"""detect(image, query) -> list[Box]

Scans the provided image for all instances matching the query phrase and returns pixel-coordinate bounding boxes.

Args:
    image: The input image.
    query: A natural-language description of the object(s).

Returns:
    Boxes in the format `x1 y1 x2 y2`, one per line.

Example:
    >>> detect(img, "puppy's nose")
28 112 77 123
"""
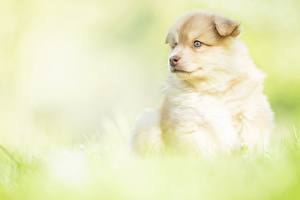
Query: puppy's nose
169 55 181 67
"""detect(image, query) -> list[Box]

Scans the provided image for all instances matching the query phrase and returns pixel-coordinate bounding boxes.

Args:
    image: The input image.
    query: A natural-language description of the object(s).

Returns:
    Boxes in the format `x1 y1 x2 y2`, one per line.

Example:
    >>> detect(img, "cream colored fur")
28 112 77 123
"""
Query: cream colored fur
131 11 273 156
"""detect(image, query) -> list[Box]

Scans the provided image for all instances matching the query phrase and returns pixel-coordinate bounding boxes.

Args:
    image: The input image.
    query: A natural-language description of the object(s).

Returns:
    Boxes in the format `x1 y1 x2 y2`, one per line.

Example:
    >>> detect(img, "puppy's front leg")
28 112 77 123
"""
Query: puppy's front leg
239 118 272 153
131 109 164 155
238 99 273 153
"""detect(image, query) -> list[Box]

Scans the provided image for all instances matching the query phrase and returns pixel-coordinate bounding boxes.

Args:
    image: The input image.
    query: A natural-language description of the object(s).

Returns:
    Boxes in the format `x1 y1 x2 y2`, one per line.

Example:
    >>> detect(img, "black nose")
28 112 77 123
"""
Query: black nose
169 55 181 67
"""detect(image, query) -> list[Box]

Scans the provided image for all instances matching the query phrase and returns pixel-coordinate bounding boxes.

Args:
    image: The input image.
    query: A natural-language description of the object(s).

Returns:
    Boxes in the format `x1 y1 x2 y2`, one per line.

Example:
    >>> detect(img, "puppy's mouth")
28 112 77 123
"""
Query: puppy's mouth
170 66 201 74
171 69 191 73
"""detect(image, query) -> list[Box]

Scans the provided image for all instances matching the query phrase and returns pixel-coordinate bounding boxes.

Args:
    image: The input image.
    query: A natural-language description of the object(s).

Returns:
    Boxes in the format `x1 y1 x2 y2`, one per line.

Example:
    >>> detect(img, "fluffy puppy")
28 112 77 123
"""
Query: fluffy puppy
132 11 273 156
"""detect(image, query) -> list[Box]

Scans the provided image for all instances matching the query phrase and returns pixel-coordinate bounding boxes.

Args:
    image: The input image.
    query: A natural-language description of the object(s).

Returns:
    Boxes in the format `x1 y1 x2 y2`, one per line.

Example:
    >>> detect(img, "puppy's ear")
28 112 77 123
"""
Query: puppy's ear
214 15 240 37
165 32 172 44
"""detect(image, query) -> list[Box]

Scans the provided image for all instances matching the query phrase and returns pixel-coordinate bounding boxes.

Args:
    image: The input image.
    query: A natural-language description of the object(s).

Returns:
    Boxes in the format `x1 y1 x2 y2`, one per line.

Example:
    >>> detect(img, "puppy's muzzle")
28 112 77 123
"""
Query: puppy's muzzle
169 55 181 67
169 55 182 72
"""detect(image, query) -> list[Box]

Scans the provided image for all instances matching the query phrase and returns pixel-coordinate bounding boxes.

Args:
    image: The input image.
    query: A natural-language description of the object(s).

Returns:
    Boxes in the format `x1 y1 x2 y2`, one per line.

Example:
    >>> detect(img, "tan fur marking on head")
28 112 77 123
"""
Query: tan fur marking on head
177 12 222 45
165 11 241 46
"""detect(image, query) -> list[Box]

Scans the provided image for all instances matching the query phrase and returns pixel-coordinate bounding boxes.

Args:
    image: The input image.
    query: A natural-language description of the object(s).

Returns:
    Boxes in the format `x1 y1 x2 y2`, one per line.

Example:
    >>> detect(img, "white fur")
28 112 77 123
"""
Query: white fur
132 13 273 156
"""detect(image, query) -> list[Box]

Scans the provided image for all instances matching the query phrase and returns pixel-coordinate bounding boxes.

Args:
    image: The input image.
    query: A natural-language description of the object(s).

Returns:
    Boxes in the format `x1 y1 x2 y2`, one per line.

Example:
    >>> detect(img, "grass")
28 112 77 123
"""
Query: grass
0 128 300 200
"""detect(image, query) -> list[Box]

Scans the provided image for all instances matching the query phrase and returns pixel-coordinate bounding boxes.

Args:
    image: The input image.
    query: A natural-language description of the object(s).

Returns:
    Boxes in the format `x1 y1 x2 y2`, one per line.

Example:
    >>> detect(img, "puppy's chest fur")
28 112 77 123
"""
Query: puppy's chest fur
160 90 245 141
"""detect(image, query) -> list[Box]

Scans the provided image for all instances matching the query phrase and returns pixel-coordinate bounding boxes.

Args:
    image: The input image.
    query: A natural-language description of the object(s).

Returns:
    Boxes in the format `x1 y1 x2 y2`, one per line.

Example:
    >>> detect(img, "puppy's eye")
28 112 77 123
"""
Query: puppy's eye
193 40 202 48
171 42 178 49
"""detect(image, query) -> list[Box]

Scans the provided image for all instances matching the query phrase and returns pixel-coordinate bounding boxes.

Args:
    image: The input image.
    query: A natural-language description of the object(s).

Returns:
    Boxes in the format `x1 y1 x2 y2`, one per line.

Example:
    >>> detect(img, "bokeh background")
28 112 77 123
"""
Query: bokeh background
1 0 300 151
1 0 300 199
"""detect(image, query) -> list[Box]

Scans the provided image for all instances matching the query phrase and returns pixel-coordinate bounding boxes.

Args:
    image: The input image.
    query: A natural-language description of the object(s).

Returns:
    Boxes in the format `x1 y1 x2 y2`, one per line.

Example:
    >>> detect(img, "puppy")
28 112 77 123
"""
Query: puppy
132 11 273 156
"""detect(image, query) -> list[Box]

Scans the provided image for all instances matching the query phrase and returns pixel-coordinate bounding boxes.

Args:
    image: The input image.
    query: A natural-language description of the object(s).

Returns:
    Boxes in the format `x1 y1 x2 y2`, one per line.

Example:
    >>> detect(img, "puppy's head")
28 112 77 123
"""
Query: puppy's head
166 11 242 82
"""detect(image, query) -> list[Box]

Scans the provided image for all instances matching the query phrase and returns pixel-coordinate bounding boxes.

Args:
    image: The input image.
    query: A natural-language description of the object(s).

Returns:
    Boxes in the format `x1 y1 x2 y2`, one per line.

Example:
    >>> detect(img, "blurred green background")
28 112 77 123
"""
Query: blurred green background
1 0 300 199
1 0 300 148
